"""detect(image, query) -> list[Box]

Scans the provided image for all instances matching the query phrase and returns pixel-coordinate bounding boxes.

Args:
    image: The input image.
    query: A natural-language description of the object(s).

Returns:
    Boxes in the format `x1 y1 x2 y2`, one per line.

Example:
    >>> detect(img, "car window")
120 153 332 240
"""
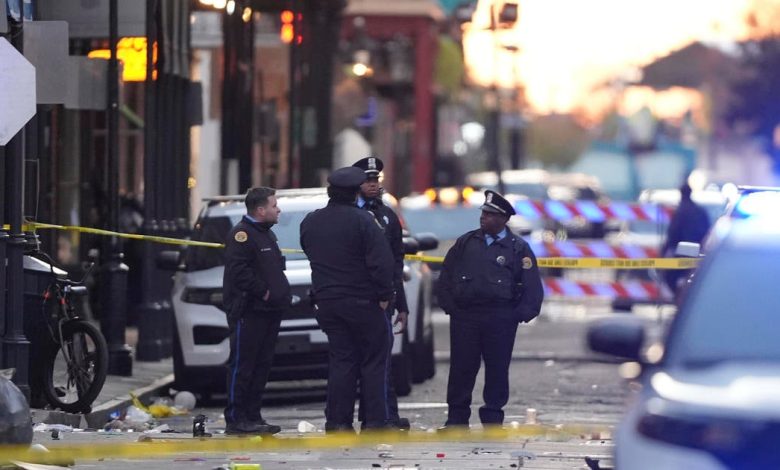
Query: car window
186 215 237 271
402 206 480 241
665 246 780 366
185 207 312 272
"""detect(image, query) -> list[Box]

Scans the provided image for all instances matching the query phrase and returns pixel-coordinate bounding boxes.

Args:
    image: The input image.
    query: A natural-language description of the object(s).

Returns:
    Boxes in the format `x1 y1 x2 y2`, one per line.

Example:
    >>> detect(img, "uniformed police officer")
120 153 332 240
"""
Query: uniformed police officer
352 156 410 430
300 167 396 432
436 190 544 429
222 187 290 435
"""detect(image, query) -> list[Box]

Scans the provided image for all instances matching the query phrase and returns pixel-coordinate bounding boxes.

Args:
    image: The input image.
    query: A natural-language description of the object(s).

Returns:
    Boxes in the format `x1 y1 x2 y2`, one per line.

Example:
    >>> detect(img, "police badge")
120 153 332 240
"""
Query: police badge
496 255 506 266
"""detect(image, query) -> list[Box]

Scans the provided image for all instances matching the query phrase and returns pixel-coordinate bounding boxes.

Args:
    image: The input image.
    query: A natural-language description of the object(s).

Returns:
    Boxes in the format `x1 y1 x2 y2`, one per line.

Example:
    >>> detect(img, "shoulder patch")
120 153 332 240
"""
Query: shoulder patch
522 256 533 270
234 231 248 243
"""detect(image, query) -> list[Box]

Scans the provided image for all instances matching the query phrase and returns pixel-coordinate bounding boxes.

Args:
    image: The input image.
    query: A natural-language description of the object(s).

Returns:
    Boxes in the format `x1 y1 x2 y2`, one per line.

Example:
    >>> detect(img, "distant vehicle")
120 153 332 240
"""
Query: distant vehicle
588 215 780 469
465 169 611 239
161 188 438 399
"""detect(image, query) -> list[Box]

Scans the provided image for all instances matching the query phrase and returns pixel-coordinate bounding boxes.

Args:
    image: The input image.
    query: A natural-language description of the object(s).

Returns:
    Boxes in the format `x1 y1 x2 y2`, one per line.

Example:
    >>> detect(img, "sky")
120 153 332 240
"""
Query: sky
462 0 754 114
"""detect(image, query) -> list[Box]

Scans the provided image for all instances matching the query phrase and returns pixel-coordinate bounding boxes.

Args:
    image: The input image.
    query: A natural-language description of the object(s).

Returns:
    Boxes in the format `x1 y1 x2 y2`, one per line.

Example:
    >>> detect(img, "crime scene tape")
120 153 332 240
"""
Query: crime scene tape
544 277 669 300
530 240 660 259
11 222 698 269
0 424 611 465
514 199 674 223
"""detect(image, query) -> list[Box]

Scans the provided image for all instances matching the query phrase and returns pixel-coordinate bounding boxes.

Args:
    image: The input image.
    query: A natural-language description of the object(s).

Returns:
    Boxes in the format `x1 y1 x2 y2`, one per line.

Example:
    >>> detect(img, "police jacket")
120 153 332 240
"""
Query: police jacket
222 216 291 315
361 197 409 313
300 200 395 302
436 229 544 323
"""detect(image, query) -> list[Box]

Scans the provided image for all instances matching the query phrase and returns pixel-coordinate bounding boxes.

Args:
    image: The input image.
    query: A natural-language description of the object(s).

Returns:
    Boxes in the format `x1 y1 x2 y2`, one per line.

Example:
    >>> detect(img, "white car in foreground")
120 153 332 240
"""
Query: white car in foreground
162 188 438 398
588 215 780 469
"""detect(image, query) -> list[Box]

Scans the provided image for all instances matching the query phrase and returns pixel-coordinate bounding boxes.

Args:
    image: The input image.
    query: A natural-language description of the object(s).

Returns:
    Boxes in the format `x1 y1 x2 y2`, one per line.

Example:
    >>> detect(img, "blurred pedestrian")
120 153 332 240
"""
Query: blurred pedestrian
222 187 290 435
436 190 544 429
300 167 395 433
352 156 410 431
662 182 712 293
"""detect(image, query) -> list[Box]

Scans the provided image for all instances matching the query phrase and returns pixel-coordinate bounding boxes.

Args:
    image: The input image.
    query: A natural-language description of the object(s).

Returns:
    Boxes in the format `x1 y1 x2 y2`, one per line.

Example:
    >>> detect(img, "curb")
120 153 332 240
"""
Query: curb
434 351 622 364
33 373 175 430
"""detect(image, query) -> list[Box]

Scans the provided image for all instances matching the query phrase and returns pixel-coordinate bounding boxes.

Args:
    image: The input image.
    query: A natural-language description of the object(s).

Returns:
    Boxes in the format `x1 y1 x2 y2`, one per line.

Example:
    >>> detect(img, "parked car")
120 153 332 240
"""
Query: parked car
588 215 780 469
161 188 438 399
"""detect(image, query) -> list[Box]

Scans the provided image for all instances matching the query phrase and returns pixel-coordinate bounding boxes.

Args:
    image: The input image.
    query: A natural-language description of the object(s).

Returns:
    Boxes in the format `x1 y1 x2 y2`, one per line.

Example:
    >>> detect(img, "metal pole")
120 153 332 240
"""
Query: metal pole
101 0 133 376
136 0 168 362
2 11 30 399
287 0 299 188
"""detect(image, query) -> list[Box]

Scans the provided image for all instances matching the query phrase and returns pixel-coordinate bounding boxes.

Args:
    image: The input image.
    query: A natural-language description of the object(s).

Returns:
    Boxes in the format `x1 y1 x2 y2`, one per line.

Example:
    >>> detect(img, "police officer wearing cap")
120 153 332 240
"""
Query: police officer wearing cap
352 156 410 430
222 187 290 435
300 167 396 432
436 190 544 429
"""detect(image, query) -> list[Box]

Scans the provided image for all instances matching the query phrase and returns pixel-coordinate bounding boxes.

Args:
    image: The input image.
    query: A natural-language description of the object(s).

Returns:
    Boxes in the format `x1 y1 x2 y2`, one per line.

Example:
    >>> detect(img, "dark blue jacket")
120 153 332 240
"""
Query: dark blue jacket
300 200 395 302
361 198 409 313
222 216 291 315
436 229 544 323
662 198 711 255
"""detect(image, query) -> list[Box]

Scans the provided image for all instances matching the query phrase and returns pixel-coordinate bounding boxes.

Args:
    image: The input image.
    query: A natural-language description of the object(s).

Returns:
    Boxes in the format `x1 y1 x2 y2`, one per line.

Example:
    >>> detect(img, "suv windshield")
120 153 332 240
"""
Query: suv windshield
665 246 780 367
402 206 480 241
185 207 311 271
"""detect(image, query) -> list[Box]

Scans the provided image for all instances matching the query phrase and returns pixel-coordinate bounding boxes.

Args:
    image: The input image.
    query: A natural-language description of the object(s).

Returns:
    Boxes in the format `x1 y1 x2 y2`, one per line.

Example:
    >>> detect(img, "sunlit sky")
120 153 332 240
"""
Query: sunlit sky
462 0 754 114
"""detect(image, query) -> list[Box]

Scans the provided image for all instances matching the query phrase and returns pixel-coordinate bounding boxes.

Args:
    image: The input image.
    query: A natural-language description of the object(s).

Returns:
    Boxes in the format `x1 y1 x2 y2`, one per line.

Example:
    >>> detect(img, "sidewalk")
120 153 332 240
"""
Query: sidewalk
32 327 175 430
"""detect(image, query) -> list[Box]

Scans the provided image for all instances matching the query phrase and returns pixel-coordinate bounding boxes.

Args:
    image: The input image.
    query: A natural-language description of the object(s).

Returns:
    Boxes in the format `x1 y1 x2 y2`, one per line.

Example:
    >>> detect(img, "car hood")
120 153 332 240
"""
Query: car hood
651 363 780 417
179 259 313 288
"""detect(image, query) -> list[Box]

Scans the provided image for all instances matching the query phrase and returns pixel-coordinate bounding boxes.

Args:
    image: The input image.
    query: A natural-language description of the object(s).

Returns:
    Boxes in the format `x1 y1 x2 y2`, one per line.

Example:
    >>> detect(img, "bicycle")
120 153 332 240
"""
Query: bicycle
35 253 108 413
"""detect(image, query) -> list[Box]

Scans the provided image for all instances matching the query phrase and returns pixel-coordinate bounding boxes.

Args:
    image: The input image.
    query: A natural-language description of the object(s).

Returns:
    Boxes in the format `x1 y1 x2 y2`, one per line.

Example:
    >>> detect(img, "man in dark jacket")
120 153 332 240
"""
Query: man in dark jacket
437 190 544 429
352 156 410 430
300 167 395 432
223 187 290 435
662 182 712 292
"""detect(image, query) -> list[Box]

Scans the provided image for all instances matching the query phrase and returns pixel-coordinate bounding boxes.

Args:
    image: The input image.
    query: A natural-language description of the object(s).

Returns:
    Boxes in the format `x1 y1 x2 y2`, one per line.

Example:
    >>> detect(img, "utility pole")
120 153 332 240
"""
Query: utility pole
101 0 133 376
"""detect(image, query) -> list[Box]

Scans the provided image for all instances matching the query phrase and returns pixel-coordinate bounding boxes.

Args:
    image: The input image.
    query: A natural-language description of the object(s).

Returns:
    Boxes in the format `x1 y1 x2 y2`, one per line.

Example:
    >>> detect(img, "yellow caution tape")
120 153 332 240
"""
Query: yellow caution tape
5 222 698 269
0 424 610 464
406 254 698 269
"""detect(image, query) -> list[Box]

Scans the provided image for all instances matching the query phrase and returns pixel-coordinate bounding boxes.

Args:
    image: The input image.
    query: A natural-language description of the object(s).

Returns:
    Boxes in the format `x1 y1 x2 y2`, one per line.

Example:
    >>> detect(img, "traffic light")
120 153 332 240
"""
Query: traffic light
280 10 303 45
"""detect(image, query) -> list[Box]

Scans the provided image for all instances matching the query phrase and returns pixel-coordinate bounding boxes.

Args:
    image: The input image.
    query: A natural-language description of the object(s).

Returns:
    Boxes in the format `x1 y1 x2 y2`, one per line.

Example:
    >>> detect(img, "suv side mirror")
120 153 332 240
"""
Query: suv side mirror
403 237 420 255
157 250 184 271
414 232 439 252
587 317 645 361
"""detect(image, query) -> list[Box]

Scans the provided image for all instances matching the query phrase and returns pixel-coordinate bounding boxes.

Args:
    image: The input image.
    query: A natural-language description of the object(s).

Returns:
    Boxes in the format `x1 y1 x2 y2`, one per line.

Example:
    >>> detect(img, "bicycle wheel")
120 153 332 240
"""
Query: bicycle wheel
42 320 109 413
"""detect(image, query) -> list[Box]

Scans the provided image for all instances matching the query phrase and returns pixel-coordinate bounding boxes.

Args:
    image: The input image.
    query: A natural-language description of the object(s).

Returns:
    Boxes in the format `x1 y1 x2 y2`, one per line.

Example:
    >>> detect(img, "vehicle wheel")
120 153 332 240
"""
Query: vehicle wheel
41 321 108 414
392 332 412 397
412 294 435 383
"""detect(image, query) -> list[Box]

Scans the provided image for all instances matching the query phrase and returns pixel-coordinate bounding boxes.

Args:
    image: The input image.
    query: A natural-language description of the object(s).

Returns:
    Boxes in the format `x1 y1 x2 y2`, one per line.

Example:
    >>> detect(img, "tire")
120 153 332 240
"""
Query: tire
392 332 412 397
42 321 108 414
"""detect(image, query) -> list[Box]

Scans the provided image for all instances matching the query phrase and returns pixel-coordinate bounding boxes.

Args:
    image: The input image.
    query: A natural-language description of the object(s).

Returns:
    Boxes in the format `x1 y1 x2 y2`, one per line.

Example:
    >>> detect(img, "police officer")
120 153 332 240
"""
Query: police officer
222 187 290 435
352 156 410 430
300 167 395 432
436 190 544 429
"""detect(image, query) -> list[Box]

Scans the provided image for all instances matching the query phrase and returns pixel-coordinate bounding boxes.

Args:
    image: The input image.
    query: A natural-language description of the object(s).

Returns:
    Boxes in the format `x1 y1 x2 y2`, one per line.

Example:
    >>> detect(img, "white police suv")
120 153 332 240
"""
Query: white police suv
164 188 438 398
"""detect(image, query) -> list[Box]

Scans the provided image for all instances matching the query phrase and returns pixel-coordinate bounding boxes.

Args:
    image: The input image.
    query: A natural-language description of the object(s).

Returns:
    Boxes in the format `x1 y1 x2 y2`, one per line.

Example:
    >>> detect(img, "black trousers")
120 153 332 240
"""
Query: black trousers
316 297 391 429
358 306 400 424
224 310 283 424
446 309 519 425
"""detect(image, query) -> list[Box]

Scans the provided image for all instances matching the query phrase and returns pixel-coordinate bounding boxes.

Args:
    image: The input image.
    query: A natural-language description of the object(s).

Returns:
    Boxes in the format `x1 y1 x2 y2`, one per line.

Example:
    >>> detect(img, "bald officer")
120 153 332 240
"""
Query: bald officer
436 190 544 429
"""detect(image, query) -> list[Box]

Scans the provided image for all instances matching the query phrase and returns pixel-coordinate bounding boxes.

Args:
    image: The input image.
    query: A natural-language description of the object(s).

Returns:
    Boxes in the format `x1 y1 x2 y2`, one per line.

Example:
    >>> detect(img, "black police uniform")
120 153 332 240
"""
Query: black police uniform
353 157 409 427
222 216 291 431
436 191 544 426
299 167 396 431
